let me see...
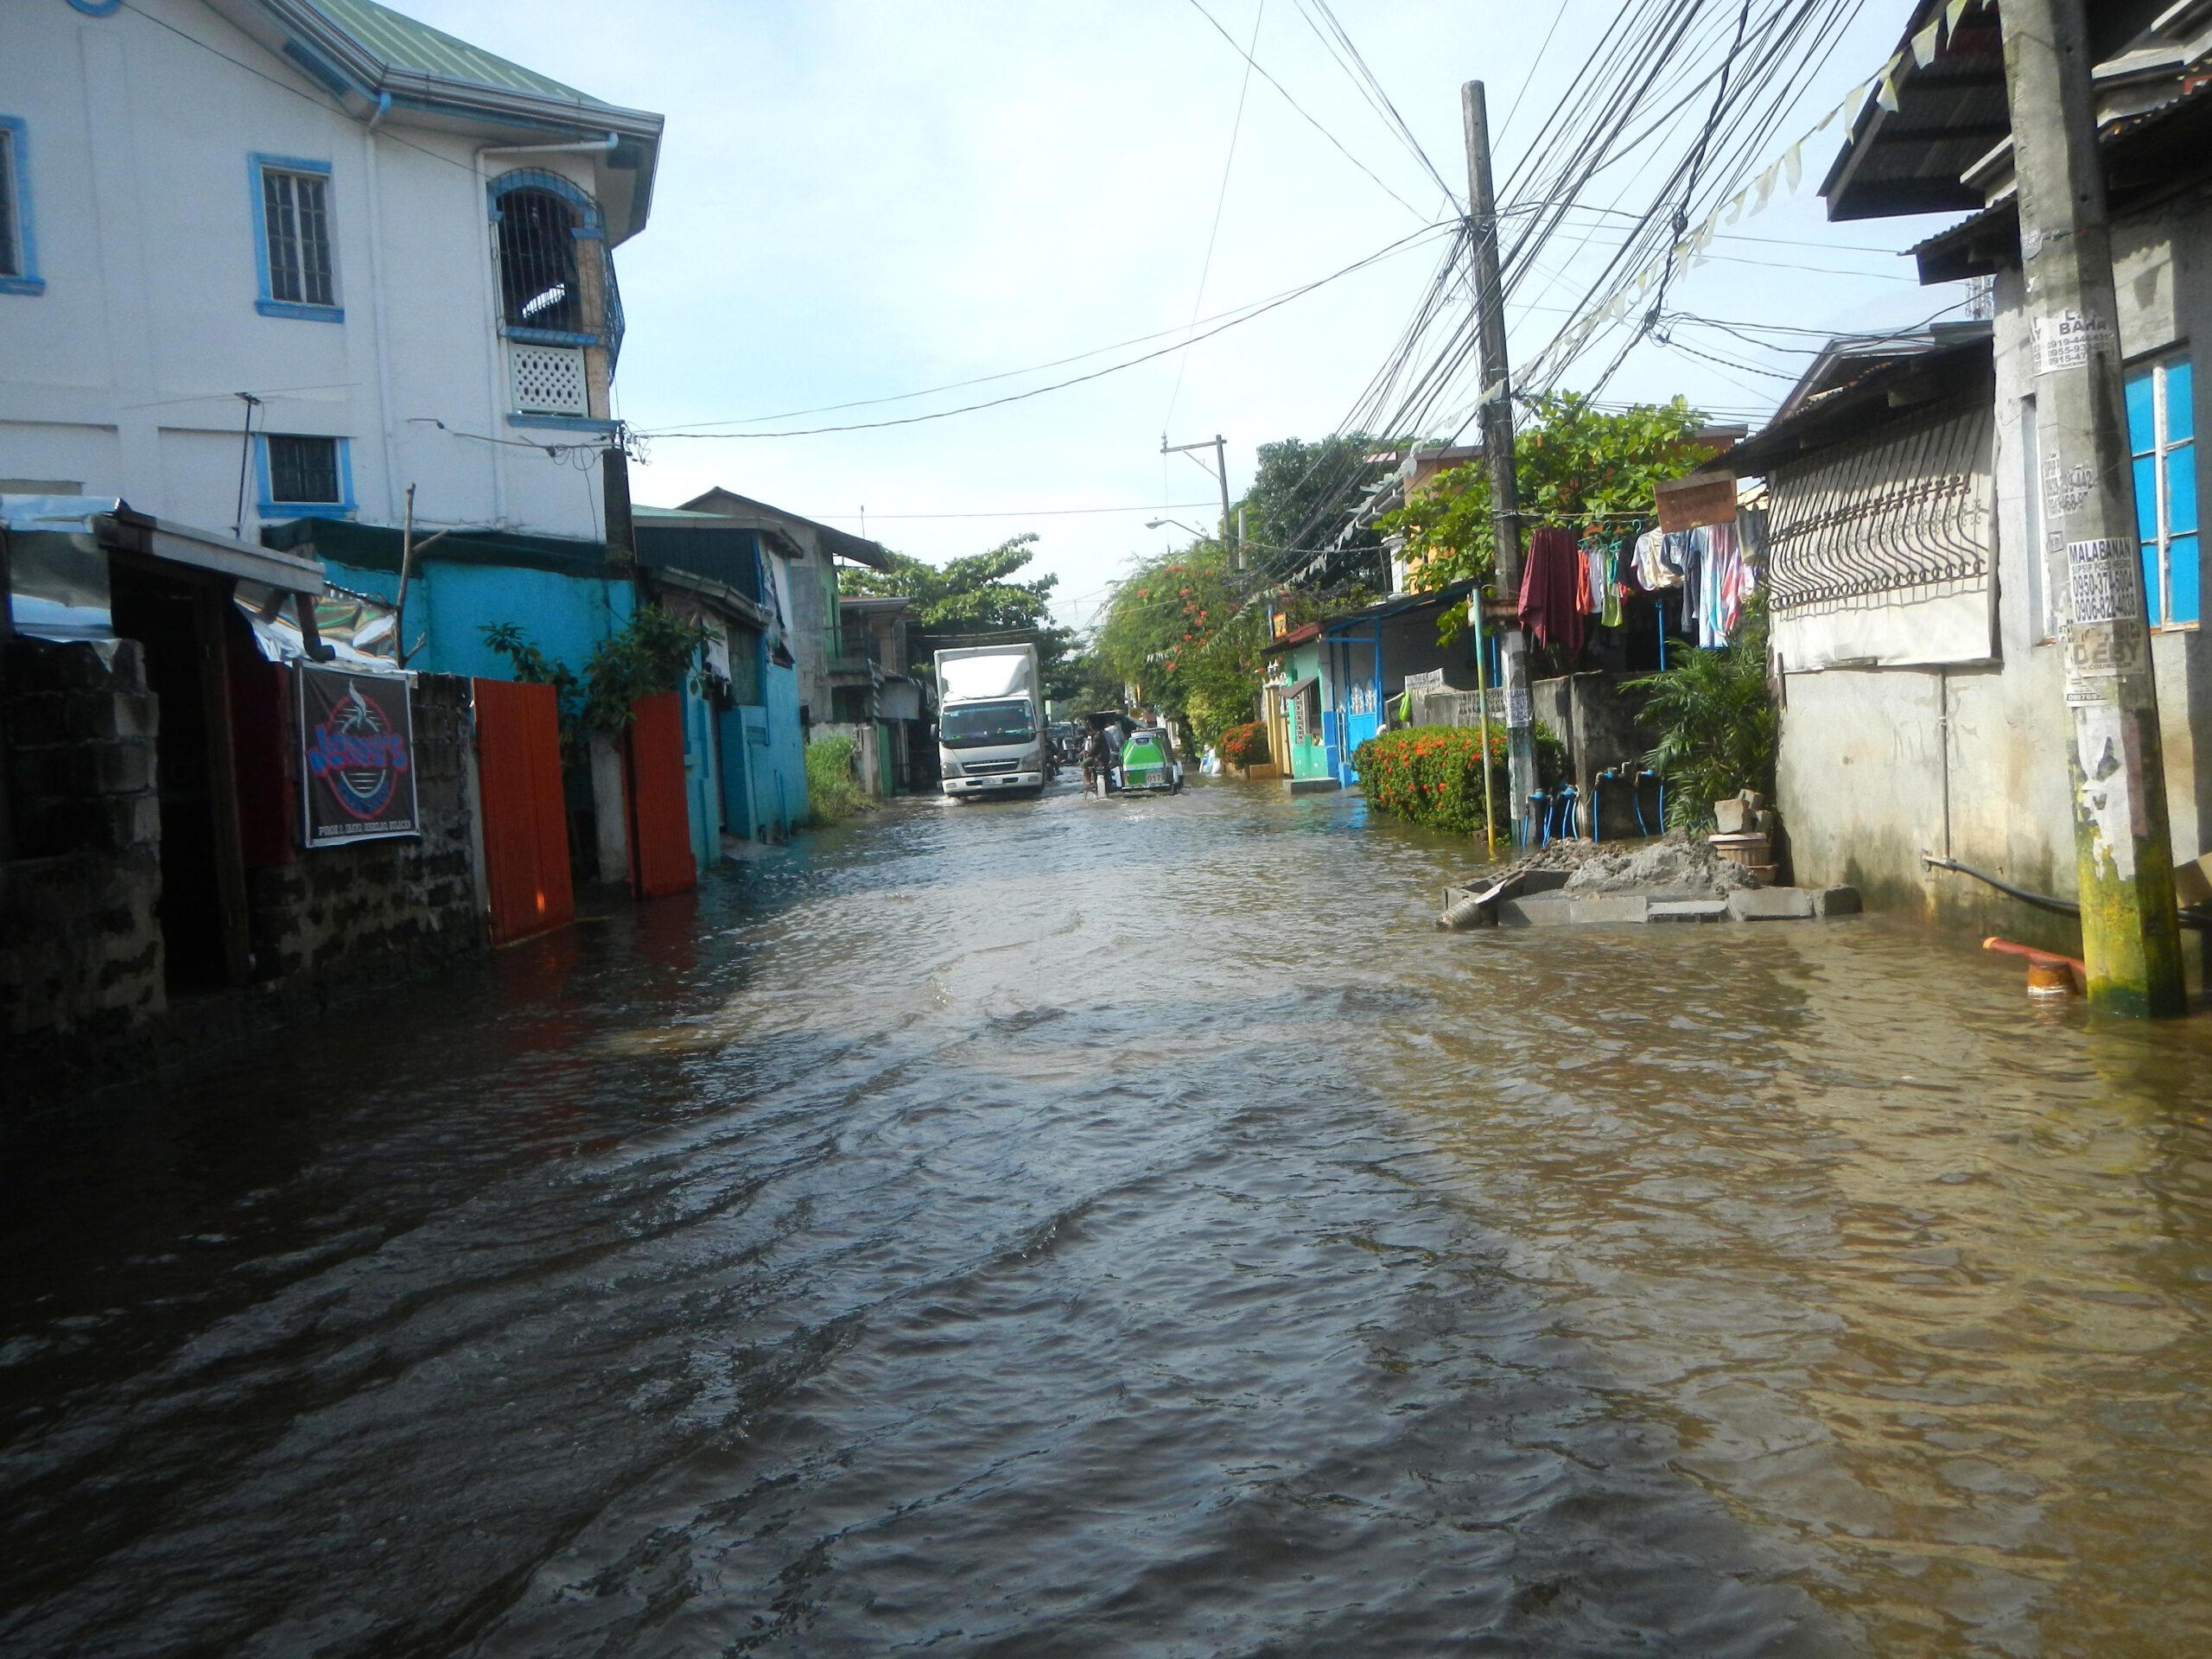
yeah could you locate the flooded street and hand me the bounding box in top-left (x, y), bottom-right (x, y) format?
top-left (7, 777), bottom-right (2212, 1656)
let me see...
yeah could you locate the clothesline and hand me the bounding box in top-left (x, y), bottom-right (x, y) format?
top-left (1515, 518), bottom-right (1762, 652)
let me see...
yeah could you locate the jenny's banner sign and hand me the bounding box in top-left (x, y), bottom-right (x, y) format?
top-left (297, 664), bottom-right (419, 846)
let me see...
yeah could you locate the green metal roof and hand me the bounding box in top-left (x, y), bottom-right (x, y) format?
top-left (305, 0), bottom-right (607, 106)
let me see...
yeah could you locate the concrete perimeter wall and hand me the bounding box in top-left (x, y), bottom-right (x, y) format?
top-left (3, 655), bottom-right (489, 1107)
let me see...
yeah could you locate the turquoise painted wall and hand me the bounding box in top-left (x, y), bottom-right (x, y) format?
top-left (320, 557), bottom-right (632, 682)
top-left (1282, 641), bottom-right (1333, 780)
top-left (760, 658), bottom-right (808, 833)
top-left (709, 645), bottom-right (807, 842)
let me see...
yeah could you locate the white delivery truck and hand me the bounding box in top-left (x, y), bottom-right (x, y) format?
top-left (935, 643), bottom-right (1046, 798)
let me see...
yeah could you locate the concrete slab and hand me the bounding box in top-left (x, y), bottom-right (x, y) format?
top-left (1495, 893), bottom-right (1577, 927)
top-left (1284, 777), bottom-right (1341, 795)
top-left (1812, 885), bottom-right (1864, 917)
top-left (1569, 893), bottom-right (1649, 925)
top-left (1648, 899), bottom-right (1728, 924)
top-left (1727, 887), bottom-right (1816, 921)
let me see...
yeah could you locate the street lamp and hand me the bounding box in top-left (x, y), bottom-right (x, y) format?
top-left (1145, 518), bottom-right (1207, 540)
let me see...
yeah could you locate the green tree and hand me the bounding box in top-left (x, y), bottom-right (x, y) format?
top-left (1380, 393), bottom-right (1711, 599)
top-left (1625, 592), bottom-right (1776, 830)
top-left (1242, 433), bottom-right (1394, 579)
top-left (840, 531), bottom-right (1083, 702)
top-left (1092, 537), bottom-right (1264, 748)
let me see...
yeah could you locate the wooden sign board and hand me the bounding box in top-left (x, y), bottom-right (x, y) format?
top-left (1655, 471), bottom-right (1739, 533)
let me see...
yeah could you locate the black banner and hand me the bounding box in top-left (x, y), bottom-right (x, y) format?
top-left (297, 664), bottom-right (419, 846)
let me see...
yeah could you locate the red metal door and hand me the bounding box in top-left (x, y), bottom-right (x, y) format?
top-left (625, 690), bottom-right (696, 899)
top-left (474, 678), bottom-right (575, 944)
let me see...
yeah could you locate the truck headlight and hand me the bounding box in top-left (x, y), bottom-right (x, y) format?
top-left (941, 755), bottom-right (963, 777)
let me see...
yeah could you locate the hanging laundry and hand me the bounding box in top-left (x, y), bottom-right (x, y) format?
top-left (1518, 525), bottom-right (1587, 657)
top-left (1675, 528), bottom-right (1706, 639)
top-left (1701, 522), bottom-right (1737, 645)
top-left (1600, 537), bottom-right (1624, 628)
top-left (1634, 528), bottom-right (1679, 590)
top-left (1581, 538), bottom-right (1606, 615)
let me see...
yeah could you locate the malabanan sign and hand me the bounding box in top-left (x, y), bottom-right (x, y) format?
top-left (297, 664), bottom-right (419, 846)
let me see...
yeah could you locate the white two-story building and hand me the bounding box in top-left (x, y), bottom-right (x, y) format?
top-left (2, 0), bottom-right (660, 546)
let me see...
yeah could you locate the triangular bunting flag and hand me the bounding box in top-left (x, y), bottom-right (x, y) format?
top-left (1911, 20), bottom-right (1941, 67)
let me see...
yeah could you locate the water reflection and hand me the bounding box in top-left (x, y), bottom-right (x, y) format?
top-left (3, 781), bottom-right (2210, 1655)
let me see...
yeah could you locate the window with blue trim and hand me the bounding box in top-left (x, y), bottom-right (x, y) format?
top-left (2126, 354), bottom-right (2198, 627)
top-left (0, 116), bottom-right (41, 296)
top-left (251, 155), bottom-right (340, 319)
top-left (257, 434), bottom-right (353, 519)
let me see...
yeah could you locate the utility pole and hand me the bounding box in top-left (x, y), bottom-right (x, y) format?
top-left (2003, 0), bottom-right (2185, 1015)
top-left (1463, 79), bottom-right (1534, 846)
top-left (1164, 433), bottom-right (1237, 568)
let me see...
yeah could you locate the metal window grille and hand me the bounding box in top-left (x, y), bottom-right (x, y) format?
top-left (0, 130), bottom-right (16, 278)
top-left (262, 168), bottom-right (334, 307)
top-left (496, 188), bottom-right (582, 334)
top-left (267, 435), bottom-right (340, 504)
top-left (507, 342), bottom-right (588, 416)
top-left (1764, 400), bottom-right (1993, 614)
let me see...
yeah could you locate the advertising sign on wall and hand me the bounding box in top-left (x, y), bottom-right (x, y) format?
top-left (297, 664), bottom-right (419, 846)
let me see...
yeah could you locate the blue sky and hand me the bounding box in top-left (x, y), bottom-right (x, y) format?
top-left (404, 1), bottom-right (1965, 629)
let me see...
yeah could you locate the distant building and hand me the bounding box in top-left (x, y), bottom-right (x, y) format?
top-left (675, 489), bottom-right (892, 741)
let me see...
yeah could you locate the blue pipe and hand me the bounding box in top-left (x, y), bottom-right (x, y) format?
top-left (1596, 767), bottom-right (1621, 842)
top-left (1529, 790), bottom-right (1549, 847)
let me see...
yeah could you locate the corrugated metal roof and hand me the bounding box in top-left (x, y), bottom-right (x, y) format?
top-left (305, 0), bottom-right (606, 106)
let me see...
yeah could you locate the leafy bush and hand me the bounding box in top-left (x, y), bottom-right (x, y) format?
top-left (481, 605), bottom-right (711, 765)
top-left (1624, 593), bottom-right (1775, 830)
top-left (1355, 722), bottom-right (1565, 836)
top-left (1218, 721), bottom-right (1268, 767)
top-left (804, 735), bottom-right (867, 827)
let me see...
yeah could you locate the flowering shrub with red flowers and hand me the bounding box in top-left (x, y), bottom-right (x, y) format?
top-left (1354, 723), bottom-right (1564, 836)
top-left (1218, 721), bottom-right (1268, 768)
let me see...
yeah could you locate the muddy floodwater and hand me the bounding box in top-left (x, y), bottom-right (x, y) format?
top-left (7, 779), bottom-right (2212, 1656)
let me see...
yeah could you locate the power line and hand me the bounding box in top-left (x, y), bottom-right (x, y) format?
top-left (1290, 0), bottom-right (1460, 208)
top-left (634, 220), bottom-right (1458, 441)
top-left (803, 501), bottom-right (1222, 522)
top-left (1179, 0), bottom-right (1430, 220)
top-left (1166, 0), bottom-right (1268, 435)
top-left (648, 233), bottom-right (1448, 434)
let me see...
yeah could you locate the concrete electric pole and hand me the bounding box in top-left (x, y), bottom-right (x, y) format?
top-left (2001, 0), bottom-right (2186, 1015)
top-left (1462, 79), bottom-right (1534, 845)
top-left (1163, 433), bottom-right (1237, 569)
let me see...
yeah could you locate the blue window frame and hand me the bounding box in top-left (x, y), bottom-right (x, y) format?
top-left (0, 116), bottom-right (41, 296)
top-left (2126, 354), bottom-right (2198, 627)
top-left (256, 434), bottom-right (355, 520)
top-left (250, 154), bottom-right (341, 321)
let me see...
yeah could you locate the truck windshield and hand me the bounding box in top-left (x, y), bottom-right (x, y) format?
top-left (940, 700), bottom-right (1035, 748)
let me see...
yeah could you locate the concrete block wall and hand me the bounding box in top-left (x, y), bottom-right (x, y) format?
top-left (244, 671), bottom-right (486, 988)
top-left (3, 657), bottom-right (491, 1107)
top-left (0, 637), bottom-right (167, 1080)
